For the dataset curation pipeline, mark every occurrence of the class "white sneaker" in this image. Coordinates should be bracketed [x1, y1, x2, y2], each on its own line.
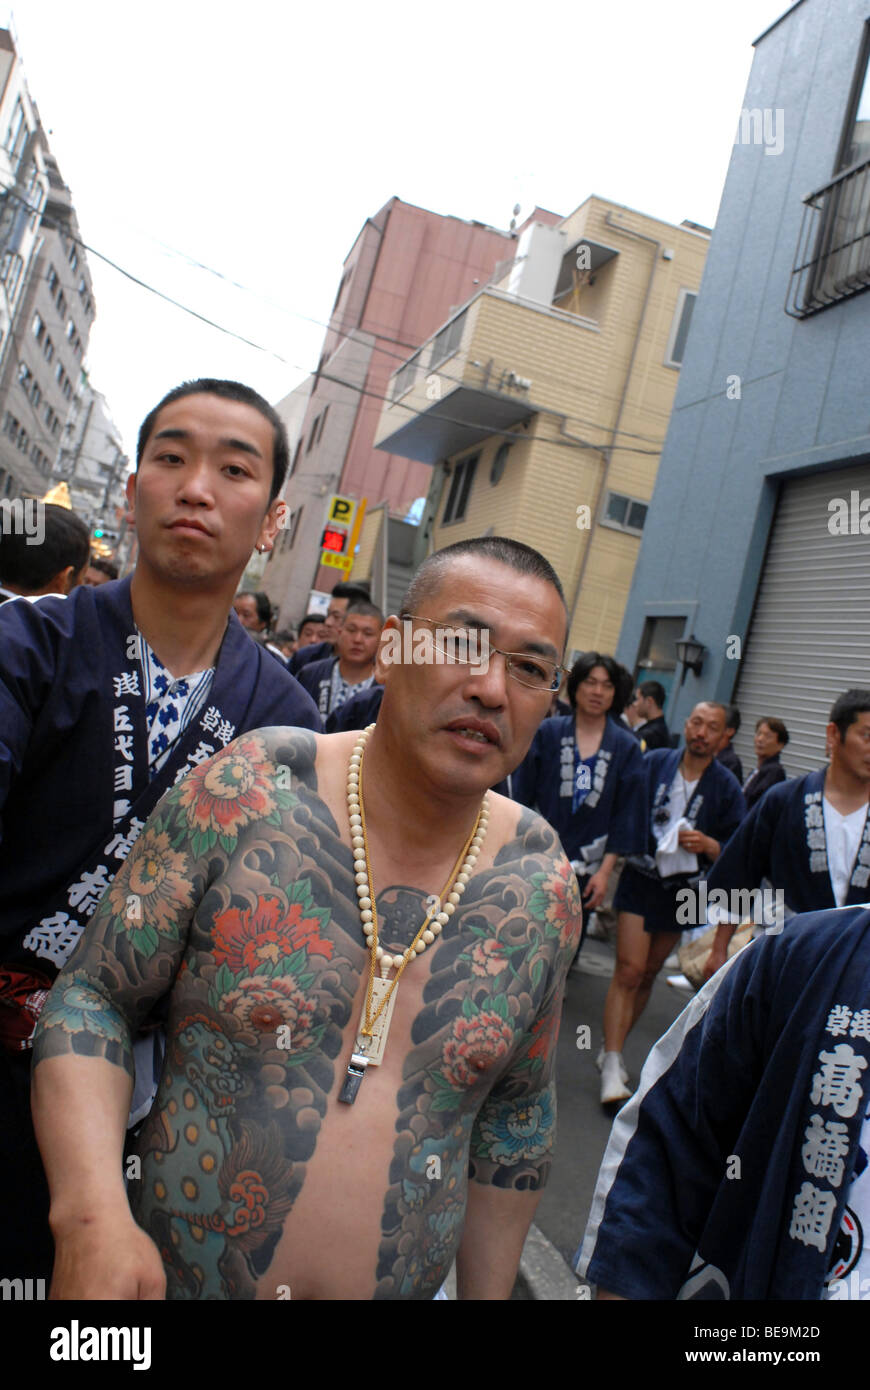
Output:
[595, 1046, 629, 1084]
[600, 1052, 632, 1105]
[666, 973, 694, 993]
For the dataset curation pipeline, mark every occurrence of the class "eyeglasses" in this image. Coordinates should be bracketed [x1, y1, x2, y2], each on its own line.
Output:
[401, 613, 566, 692]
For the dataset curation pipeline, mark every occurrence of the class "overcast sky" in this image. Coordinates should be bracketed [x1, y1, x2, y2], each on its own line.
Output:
[10, 0, 788, 460]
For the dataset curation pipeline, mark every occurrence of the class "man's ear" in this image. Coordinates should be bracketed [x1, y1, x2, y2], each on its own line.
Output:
[255, 498, 283, 553]
[374, 615, 402, 684]
[124, 471, 136, 524]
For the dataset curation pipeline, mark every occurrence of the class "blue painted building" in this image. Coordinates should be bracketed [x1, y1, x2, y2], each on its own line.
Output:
[617, 0, 870, 776]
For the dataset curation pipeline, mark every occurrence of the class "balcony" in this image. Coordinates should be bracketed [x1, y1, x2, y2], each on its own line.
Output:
[375, 287, 599, 464]
[786, 158, 870, 317]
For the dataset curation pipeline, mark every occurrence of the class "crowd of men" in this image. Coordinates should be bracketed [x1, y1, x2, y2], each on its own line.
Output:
[2, 374, 869, 1303]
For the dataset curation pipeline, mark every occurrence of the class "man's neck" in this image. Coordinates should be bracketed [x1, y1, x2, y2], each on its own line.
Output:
[680, 751, 712, 781]
[574, 710, 606, 739]
[337, 657, 372, 685]
[130, 565, 230, 678]
[824, 762, 870, 813]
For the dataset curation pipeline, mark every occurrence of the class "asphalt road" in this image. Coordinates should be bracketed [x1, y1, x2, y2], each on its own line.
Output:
[532, 933, 689, 1276]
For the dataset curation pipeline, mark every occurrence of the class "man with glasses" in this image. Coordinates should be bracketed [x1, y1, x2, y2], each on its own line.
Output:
[31, 536, 582, 1300]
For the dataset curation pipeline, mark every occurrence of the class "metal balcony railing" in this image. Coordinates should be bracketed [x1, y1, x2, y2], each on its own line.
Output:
[787, 157, 870, 317]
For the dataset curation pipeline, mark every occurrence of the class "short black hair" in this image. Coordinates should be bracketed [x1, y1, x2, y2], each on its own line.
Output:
[638, 680, 666, 709]
[298, 611, 327, 629]
[830, 689, 870, 741]
[724, 704, 741, 734]
[0, 503, 90, 589]
[273, 628, 296, 644]
[567, 652, 633, 719]
[344, 599, 384, 624]
[236, 589, 272, 627]
[330, 582, 371, 604]
[401, 536, 566, 617]
[136, 379, 289, 505]
[89, 555, 119, 580]
[756, 715, 789, 746]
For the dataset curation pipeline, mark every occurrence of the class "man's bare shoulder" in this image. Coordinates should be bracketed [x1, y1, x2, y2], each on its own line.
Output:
[487, 790, 569, 872]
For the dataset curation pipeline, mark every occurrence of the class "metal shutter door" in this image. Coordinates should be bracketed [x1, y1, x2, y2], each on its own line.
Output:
[732, 464, 870, 776]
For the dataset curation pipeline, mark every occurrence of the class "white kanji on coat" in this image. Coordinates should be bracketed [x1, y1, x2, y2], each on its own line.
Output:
[104, 818, 145, 862]
[188, 741, 215, 766]
[801, 1113, 851, 1187]
[849, 1009, 870, 1042]
[22, 913, 84, 969]
[810, 1044, 867, 1118]
[113, 705, 134, 733]
[789, 1182, 837, 1251]
[113, 672, 141, 698]
[67, 865, 112, 916]
[201, 707, 235, 746]
[825, 1004, 853, 1037]
[805, 804, 823, 829]
[114, 764, 133, 792]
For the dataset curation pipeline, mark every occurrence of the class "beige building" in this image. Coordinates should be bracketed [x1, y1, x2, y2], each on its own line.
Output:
[367, 196, 710, 655]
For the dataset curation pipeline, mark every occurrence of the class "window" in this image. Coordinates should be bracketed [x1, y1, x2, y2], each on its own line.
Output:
[317, 405, 329, 442]
[788, 27, 870, 316]
[69, 247, 78, 272]
[32, 312, 45, 343]
[47, 265, 59, 296]
[392, 349, 421, 401]
[57, 291, 67, 319]
[490, 442, 511, 485]
[287, 505, 303, 549]
[306, 416, 320, 452]
[442, 454, 478, 524]
[430, 312, 466, 370]
[289, 438, 302, 478]
[44, 337, 54, 363]
[634, 616, 684, 705]
[601, 490, 648, 535]
[664, 290, 696, 367]
[1, 252, 23, 301]
[4, 97, 27, 162]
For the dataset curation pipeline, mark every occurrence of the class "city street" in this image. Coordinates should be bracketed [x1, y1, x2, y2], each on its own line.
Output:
[528, 933, 688, 1289]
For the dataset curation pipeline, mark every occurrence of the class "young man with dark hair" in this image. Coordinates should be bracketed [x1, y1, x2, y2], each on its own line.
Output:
[31, 535, 581, 1301]
[512, 652, 646, 950]
[704, 689, 870, 982]
[297, 599, 384, 718]
[716, 703, 743, 783]
[287, 582, 372, 675]
[599, 702, 745, 1104]
[0, 503, 90, 601]
[295, 612, 327, 649]
[0, 379, 320, 1284]
[632, 681, 671, 752]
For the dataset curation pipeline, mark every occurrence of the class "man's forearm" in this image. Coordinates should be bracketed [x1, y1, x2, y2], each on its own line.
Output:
[32, 971, 136, 1230]
[456, 1183, 540, 1299]
[32, 1054, 133, 1232]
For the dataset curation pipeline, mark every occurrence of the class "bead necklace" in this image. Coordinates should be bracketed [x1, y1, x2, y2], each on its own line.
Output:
[338, 724, 490, 1104]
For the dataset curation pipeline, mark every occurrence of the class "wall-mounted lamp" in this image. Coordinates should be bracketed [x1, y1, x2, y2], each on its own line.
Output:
[675, 634, 706, 683]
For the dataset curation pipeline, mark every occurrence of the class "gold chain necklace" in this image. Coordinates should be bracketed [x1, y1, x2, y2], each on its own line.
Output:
[337, 725, 490, 1104]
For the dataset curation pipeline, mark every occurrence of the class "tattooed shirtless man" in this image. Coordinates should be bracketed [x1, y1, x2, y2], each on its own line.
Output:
[31, 537, 581, 1300]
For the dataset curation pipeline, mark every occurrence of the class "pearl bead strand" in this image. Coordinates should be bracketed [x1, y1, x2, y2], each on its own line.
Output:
[347, 725, 489, 979]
